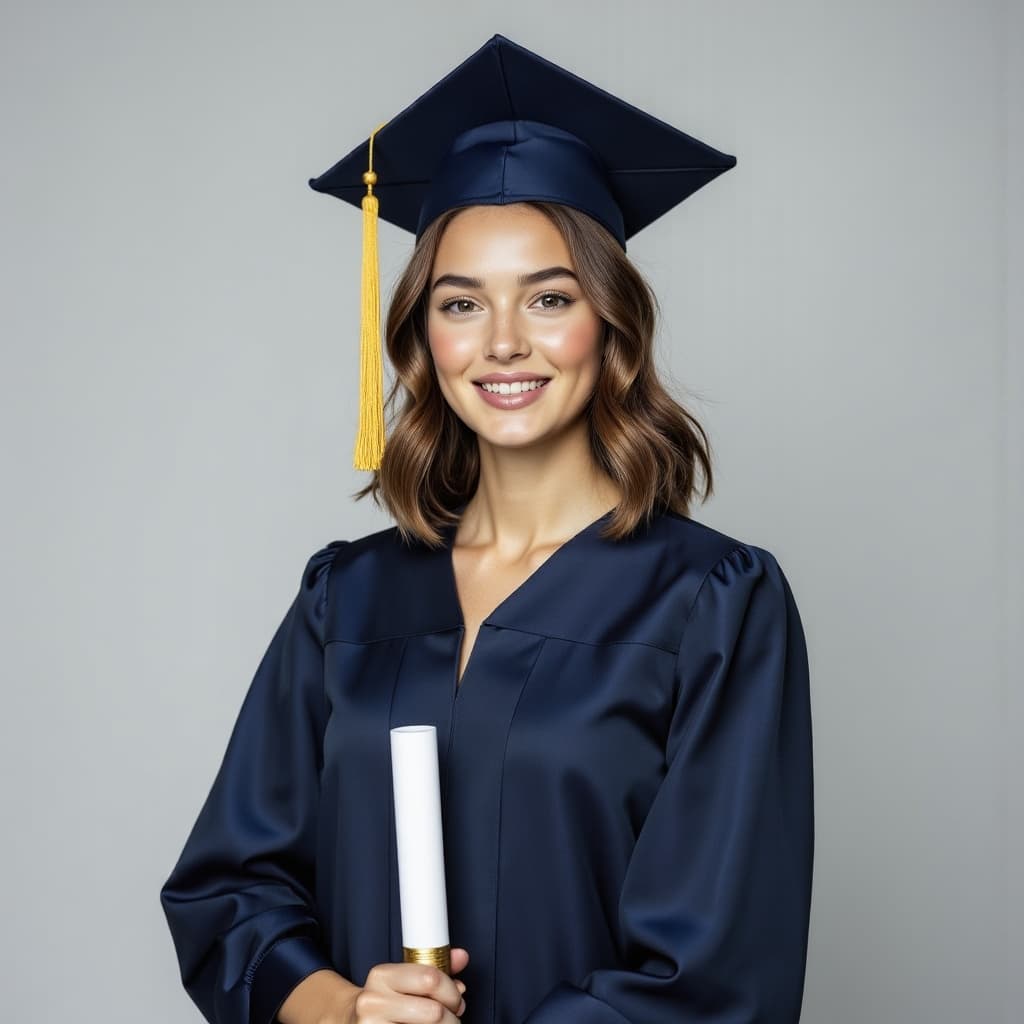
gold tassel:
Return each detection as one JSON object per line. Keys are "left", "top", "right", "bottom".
{"left": 353, "top": 121, "right": 389, "bottom": 471}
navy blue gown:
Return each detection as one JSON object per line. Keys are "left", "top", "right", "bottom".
{"left": 160, "top": 507, "right": 814, "bottom": 1023}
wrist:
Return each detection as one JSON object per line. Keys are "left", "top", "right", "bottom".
{"left": 276, "top": 969, "right": 361, "bottom": 1024}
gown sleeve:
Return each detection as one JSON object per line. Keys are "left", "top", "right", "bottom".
{"left": 522, "top": 543, "right": 814, "bottom": 1023}
{"left": 159, "top": 541, "right": 346, "bottom": 1024}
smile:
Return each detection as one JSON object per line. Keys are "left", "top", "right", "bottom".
{"left": 474, "top": 378, "right": 551, "bottom": 409}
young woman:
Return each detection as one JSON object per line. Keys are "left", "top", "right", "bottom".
{"left": 161, "top": 34, "right": 814, "bottom": 1024}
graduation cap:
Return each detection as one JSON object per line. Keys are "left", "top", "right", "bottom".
{"left": 309, "top": 32, "right": 737, "bottom": 471}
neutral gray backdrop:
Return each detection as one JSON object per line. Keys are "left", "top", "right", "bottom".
{"left": 1, "top": 2, "right": 1019, "bottom": 1021}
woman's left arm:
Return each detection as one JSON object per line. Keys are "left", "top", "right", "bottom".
{"left": 523, "top": 543, "right": 815, "bottom": 1023}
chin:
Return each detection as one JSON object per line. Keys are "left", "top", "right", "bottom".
{"left": 477, "top": 428, "right": 558, "bottom": 451}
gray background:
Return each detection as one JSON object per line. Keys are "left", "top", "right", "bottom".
{"left": 1, "top": 2, "right": 1020, "bottom": 1021}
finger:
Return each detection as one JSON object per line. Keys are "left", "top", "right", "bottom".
{"left": 353, "top": 987, "right": 462, "bottom": 1022}
{"left": 371, "top": 962, "right": 465, "bottom": 1014}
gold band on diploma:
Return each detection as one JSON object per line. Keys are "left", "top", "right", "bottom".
{"left": 403, "top": 944, "right": 451, "bottom": 974}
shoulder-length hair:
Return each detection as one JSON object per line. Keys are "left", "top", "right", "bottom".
{"left": 352, "top": 200, "right": 714, "bottom": 547}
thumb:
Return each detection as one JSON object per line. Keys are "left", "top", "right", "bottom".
{"left": 449, "top": 947, "right": 470, "bottom": 975}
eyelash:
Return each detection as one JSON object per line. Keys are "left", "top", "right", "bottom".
{"left": 437, "top": 291, "right": 574, "bottom": 316}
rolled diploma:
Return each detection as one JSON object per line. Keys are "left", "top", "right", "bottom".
{"left": 390, "top": 725, "right": 450, "bottom": 969}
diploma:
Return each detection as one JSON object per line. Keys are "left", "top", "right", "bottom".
{"left": 389, "top": 725, "right": 451, "bottom": 973}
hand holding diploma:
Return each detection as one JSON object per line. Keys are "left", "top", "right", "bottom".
{"left": 333, "top": 949, "right": 468, "bottom": 1024}
{"left": 333, "top": 948, "right": 468, "bottom": 1024}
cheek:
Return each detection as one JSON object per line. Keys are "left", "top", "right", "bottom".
{"left": 428, "top": 319, "right": 477, "bottom": 374}
{"left": 540, "top": 314, "right": 603, "bottom": 370}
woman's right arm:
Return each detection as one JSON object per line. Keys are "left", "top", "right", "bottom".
{"left": 159, "top": 540, "right": 468, "bottom": 1024}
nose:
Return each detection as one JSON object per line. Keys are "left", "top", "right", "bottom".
{"left": 483, "top": 307, "right": 529, "bottom": 361}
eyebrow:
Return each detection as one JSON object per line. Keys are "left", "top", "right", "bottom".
{"left": 430, "top": 266, "right": 578, "bottom": 292}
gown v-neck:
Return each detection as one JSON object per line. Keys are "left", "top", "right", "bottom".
{"left": 445, "top": 507, "right": 616, "bottom": 689}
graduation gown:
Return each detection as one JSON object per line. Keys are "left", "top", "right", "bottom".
{"left": 160, "top": 507, "right": 814, "bottom": 1024}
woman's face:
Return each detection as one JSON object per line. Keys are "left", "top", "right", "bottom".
{"left": 426, "top": 203, "right": 604, "bottom": 452}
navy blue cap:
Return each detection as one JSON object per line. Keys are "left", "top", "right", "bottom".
{"left": 308, "top": 32, "right": 737, "bottom": 251}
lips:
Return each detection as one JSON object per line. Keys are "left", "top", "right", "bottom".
{"left": 473, "top": 376, "right": 551, "bottom": 384}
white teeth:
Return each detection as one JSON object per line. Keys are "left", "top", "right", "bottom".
{"left": 480, "top": 379, "right": 548, "bottom": 394}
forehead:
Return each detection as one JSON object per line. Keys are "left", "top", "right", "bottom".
{"left": 433, "top": 204, "right": 571, "bottom": 269}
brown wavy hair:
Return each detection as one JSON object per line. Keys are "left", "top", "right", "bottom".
{"left": 352, "top": 201, "right": 714, "bottom": 547}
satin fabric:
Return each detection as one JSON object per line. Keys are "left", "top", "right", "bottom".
{"left": 414, "top": 119, "right": 627, "bottom": 250}
{"left": 160, "top": 508, "right": 814, "bottom": 1023}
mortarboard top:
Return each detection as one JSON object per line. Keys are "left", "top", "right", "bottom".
{"left": 308, "top": 32, "right": 737, "bottom": 471}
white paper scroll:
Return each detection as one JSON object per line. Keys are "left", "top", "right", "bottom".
{"left": 389, "top": 725, "right": 450, "bottom": 967}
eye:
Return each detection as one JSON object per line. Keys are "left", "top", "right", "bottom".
{"left": 534, "top": 291, "right": 574, "bottom": 310}
{"left": 438, "top": 297, "right": 481, "bottom": 316}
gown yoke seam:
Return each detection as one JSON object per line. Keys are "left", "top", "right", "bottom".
{"left": 323, "top": 628, "right": 680, "bottom": 656}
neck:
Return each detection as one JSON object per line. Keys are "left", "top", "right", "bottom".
{"left": 459, "top": 419, "right": 622, "bottom": 547}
